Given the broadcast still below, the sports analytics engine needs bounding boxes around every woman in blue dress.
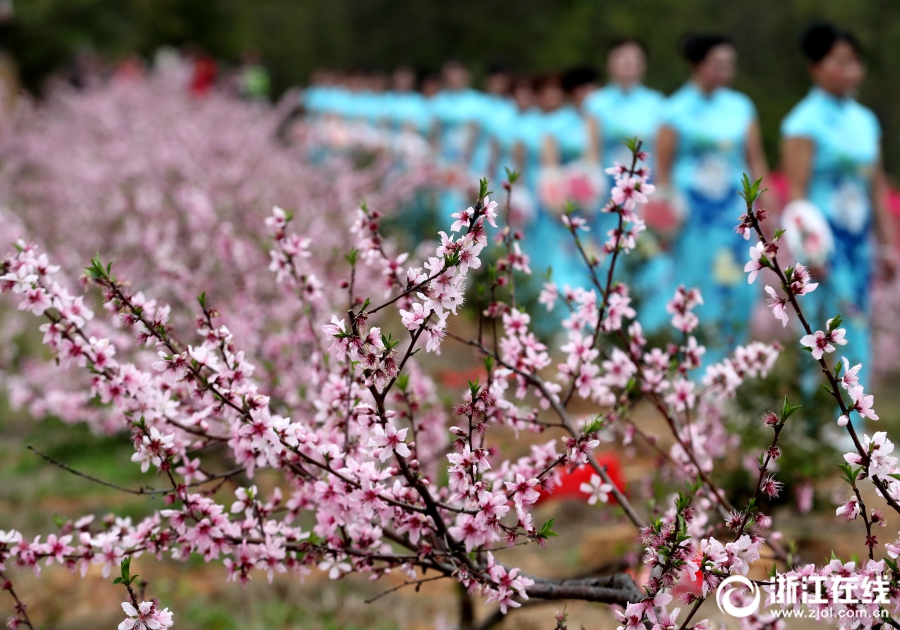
[584,39,669,332]
[471,63,516,180]
[781,23,897,388]
[655,34,771,358]
[430,61,484,221]
[585,40,665,183]
[525,73,595,290]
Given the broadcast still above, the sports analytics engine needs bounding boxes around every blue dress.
[781,87,880,386]
[585,83,669,331]
[471,94,517,180]
[388,91,433,134]
[527,106,593,291]
[664,82,758,355]
[430,89,484,217]
[585,83,666,175]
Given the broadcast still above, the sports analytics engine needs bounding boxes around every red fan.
[536,452,625,505]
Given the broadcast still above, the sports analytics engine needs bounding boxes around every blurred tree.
[6,0,900,175]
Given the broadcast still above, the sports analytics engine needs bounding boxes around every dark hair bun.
[561,66,598,92]
[800,22,862,62]
[678,33,732,64]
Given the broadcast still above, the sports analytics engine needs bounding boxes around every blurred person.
[780,22,897,388]
[418,69,441,99]
[499,74,537,178]
[113,53,146,83]
[584,40,668,328]
[430,60,482,165]
[471,60,516,179]
[430,60,484,217]
[237,48,271,101]
[302,68,333,118]
[526,73,594,290]
[585,39,665,176]
[187,46,218,97]
[386,65,431,134]
[561,66,598,113]
[347,70,389,129]
[484,60,514,98]
[654,34,770,353]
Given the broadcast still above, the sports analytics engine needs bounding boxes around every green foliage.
[113,556,139,586]
[781,396,802,422]
[536,517,559,540]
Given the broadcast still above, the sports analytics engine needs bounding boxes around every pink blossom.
[764,285,789,327]
[743,241,767,284]
[367,423,411,462]
[119,601,174,630]
[579,474,614,505]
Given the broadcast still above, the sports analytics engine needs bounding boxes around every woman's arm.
[585,116,600,165]
[781,136,814,202]
[654,125,676,186]
[542,134,559,168]
[872,151,898,278]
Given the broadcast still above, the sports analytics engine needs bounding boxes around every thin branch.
[27,445,243,496]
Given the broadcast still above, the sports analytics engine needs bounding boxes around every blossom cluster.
[2,124,900,630]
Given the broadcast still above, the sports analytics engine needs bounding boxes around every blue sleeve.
[862,106,882,140]
[738,92,757,123]
[781,102,818,139]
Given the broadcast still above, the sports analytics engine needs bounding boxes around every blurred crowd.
[0,19,898,381]
[290,26,899,381]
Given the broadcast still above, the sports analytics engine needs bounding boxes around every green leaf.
[537,518,558,539]
[196,291,206,309]
[344,249,359,266]
[738,173,766,206]
[780,396,801,421]
[583,416,604,435]
[828,314,843,331]
[112,577,124,585]
[478,178,490,200]
[623,137,638,153]
[504,167,520,185]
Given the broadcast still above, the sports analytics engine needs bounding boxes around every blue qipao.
[385,90,433,134]
[584,83,669,331]
[664,82,759,356]
[470,94,517,181]
[585,83,666,177]
[527,106,594,292]
[781,87,881,386]
[430,89,485,220]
